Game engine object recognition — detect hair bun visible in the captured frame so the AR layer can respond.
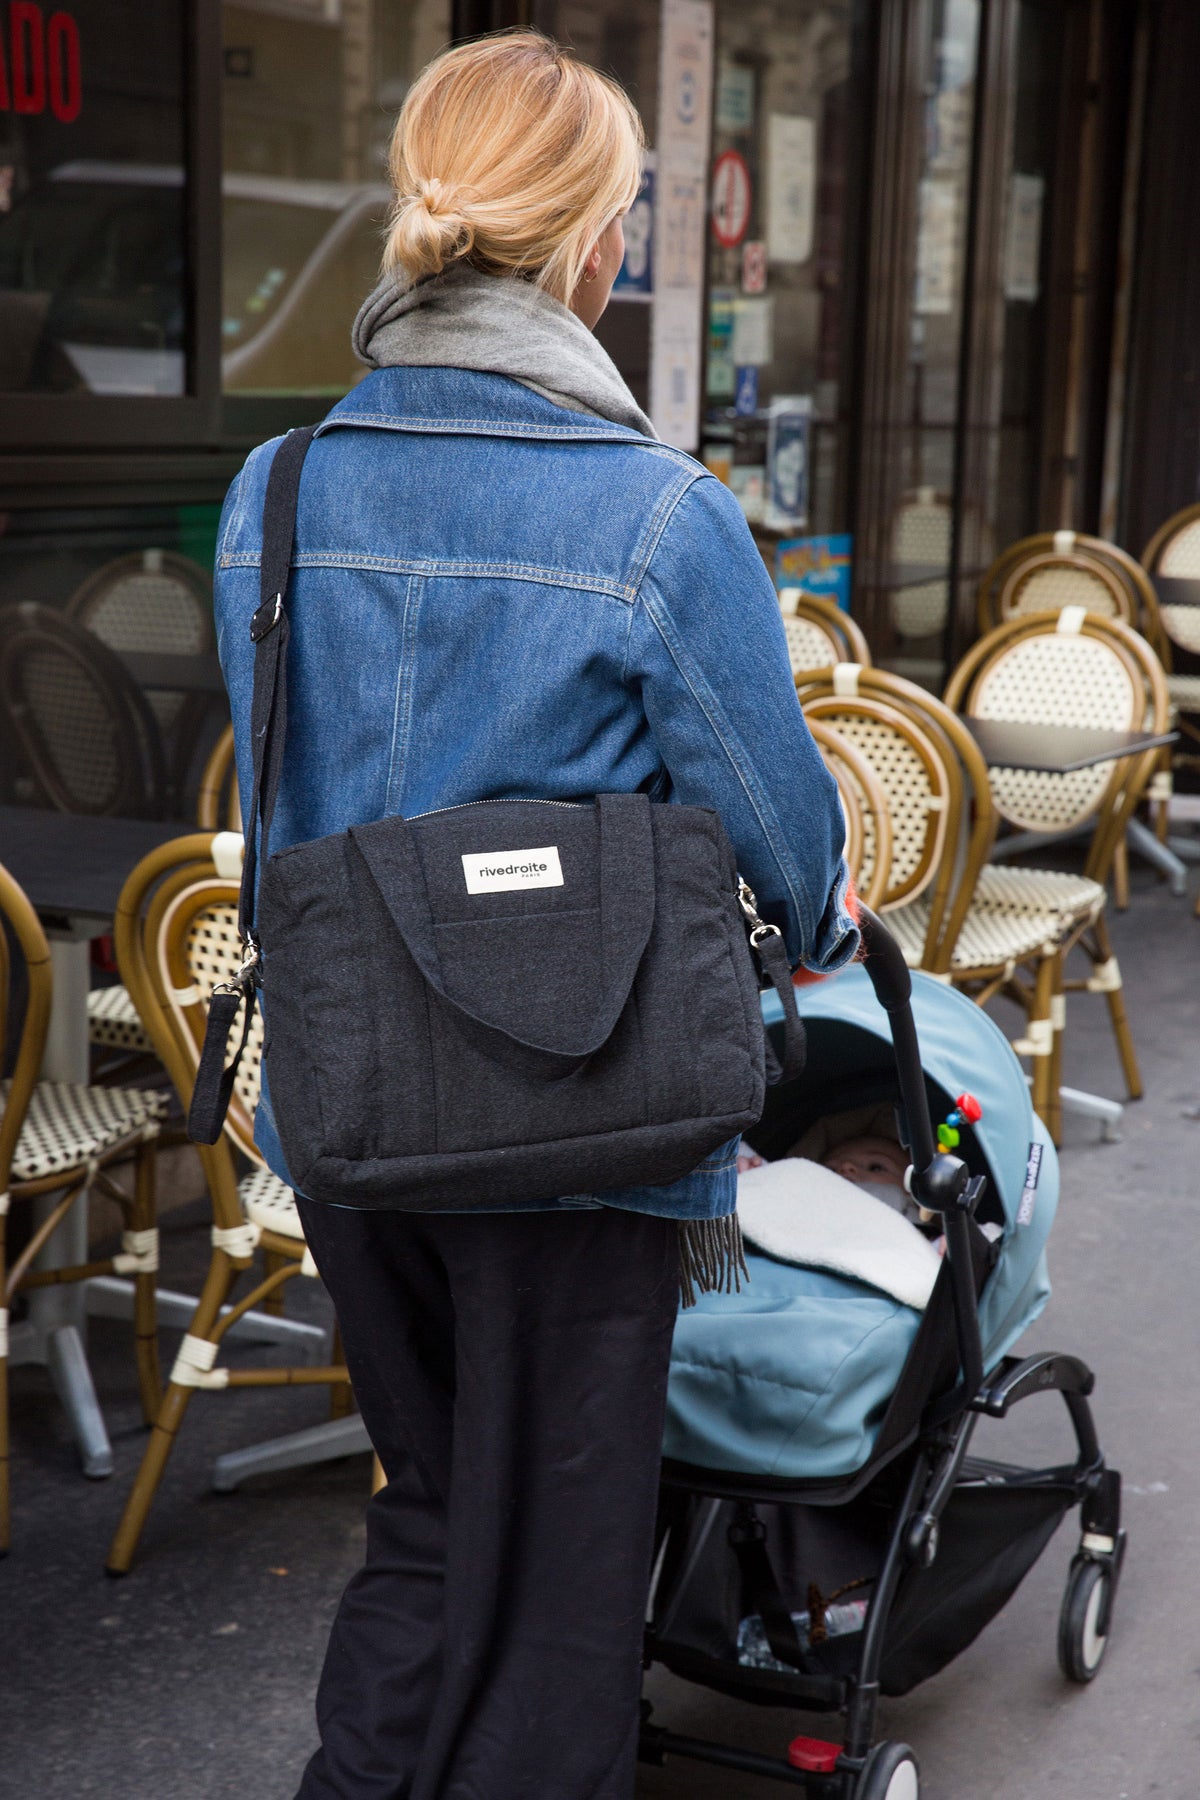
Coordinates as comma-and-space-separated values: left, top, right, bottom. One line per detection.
418, 177, 452, 215
384, 178, 475, 280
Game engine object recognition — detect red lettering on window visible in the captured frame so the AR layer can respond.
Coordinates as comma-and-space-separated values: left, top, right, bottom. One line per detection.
11, 2, 46, 114
47, 10, 79, 120
0, 23, 9, 111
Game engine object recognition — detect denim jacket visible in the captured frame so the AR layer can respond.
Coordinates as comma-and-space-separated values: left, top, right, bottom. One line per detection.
215, 365, 859, 1219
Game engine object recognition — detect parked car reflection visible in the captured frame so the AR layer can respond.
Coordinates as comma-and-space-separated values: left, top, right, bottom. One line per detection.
0, 161, 389, 396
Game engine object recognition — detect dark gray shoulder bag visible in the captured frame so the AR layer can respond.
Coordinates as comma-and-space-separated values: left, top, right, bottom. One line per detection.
190, 425, 805, 1291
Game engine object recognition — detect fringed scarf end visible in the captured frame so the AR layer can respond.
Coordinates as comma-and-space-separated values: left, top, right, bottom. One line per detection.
678, 1212, 749, 1308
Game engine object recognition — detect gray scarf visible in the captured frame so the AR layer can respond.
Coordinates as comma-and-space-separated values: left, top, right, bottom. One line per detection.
351, 262, 657, 440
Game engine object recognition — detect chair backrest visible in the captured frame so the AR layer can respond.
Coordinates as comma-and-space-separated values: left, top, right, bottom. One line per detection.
1142, 503, 1200, 577
977, 531, 1161, 647
890, 488, 951, 640
0, 603, 168, 817
66, 550, 216, 802
806, 717, 892, 913
113, 831, 253, 1232
65, 550, 214, 657
0, 861, 52, 1196
777, 591, 872, 675
196, 723, 240, 831
943, 611, 1164, 859
1140, 505, 1200, 664
798, 664, 997, 972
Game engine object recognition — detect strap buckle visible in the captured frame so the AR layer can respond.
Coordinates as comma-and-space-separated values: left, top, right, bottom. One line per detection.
249, 592, 283, 642
213, 936, 262, 996
737, 877, 783, 947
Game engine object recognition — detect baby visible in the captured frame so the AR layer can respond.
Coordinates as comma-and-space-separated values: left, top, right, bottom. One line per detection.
738, 1133, 914, 1216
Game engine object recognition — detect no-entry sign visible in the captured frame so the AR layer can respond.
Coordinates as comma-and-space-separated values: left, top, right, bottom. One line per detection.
711, 149, 751, 249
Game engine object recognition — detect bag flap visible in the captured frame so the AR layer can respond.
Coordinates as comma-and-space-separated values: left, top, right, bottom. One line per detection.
349, 793, 656, 1075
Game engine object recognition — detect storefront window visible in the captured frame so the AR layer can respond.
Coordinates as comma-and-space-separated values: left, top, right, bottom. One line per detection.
701, 0, 863, 587
221, 0, 451, 397
883, 0, 980, 681
0, 1, 188, 395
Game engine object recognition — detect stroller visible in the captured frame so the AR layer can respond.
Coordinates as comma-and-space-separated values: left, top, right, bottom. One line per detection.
641, 911, 1124, 1799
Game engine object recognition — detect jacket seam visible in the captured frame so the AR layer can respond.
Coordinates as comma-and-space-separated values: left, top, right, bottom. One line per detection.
636, 499, 818, 948
219, 550, 637, 604
384, 573, 419, 812
621, 470, 709, 685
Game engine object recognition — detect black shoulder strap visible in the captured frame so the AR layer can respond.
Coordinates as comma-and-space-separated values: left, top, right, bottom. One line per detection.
189, 425, 317, 1145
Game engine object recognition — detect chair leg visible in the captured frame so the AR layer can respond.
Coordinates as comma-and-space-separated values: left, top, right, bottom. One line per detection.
261, 1249, 286, 1316
106, 1251, 236, 1576
329, 1323, 354, 1421
131, 1136, 161, 1427
371, 1454, 387, 1495
1112, 835, 1130, 912
1047, 954, 1066, 1146
1089, 913, 1143, 1101
1027, 952, 1058, 1137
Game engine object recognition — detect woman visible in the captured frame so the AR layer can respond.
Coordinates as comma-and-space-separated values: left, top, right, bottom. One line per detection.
214, 31, 858, 1799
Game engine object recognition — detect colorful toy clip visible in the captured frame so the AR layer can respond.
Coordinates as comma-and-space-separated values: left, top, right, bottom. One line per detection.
937, 1092, 981, 1152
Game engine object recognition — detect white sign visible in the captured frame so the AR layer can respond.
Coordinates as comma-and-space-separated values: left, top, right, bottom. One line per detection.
1004, 172, 1044, 303
462, 847, 564, 895
731, 296, 773, 368
649, 0, 714, 450
766, 114, 815, 265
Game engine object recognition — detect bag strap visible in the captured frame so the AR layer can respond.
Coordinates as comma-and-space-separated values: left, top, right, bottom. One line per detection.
737, 880, 806, 1086
189, 425, 316, 1145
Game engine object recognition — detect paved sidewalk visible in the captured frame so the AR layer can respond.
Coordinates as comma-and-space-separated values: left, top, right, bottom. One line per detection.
3, 860, 1197, 1800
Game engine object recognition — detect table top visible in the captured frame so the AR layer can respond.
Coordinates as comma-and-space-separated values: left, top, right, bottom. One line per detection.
964, 717, 1177, 774
0, 805, 189, 926
1151, 573, 1200, 609
118, 650, 228, 696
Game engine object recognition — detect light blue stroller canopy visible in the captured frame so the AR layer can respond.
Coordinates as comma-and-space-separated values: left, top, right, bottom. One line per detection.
664, 966, 1057, 1482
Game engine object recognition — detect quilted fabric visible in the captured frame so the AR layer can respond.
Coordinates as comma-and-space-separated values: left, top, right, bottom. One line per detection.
87, 985, 154, 1053
5, 1080, 167, 1181
239, 1165, 304, 1241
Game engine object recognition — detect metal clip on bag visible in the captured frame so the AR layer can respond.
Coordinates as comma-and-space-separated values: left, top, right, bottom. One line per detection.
189, 425, 806, 1211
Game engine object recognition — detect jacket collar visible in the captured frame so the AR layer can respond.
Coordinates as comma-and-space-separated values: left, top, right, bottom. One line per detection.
316, 366, 651, 445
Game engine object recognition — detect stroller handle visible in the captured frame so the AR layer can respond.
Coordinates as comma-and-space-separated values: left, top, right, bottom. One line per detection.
856, 905, 935, 1175
856, 904, 985, 1403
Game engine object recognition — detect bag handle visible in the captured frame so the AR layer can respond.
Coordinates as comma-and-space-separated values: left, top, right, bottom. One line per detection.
348, 793, 656, 1079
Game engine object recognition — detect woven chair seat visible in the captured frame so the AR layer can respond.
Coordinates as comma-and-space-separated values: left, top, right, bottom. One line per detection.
886, 899, 1062, 973
2, 1079, 167, 1182
973, 865, 1105, 925
239, 1165, 305, 1242
87, 984, 155, 1053
1166, 672, 1200, 712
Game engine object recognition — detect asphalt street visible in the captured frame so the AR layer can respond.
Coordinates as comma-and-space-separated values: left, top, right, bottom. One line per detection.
3, 856, 1197, 1800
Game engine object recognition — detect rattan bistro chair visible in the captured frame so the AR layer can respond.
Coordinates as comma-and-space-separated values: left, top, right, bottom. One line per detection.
87, 726, 242, 1066
105, 833, 351, 1574
777, 591, 871, 677
66, 549, 215, 808
806, 718, 892, 913
1141, 504, 1200, 758
0, 603, 168, 818
976, 531, 1161, 639
797, 665, 1095, 1130
945, 612, 1169, 1126
0, 861, 167, 1550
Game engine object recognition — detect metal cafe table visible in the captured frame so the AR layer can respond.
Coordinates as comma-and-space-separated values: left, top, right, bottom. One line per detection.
962, 717, 1178, 1140
0, 805, 327, 1481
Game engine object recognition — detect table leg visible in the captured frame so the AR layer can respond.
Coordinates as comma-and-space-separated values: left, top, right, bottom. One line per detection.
210, 1413, 371, 1493
25, 933, 114, 1476
1125, 819, 1188, 895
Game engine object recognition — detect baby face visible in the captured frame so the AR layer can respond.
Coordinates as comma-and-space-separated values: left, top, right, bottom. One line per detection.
822, 1135, 908, 1190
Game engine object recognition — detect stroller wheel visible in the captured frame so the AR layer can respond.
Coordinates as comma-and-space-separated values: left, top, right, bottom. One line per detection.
1058, 1556, 1113, 1682
855, 1741, 920, 1800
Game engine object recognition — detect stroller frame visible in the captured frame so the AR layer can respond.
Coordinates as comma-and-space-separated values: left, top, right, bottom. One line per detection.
640, 910, 1125, 1799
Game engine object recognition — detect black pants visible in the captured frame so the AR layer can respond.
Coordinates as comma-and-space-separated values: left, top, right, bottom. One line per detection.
293, 1198, 679, 1800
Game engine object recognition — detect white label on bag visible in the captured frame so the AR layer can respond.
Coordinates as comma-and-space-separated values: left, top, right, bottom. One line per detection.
461, 846, 564, 894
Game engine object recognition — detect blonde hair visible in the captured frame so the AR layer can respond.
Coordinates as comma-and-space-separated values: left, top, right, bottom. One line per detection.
383, 32, 644, 304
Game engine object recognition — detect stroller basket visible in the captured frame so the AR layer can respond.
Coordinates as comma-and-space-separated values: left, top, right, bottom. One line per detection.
641, 907, 1125, 1799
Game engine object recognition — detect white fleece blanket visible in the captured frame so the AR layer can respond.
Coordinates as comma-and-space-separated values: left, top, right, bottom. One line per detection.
737, 1158, 942, 1312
